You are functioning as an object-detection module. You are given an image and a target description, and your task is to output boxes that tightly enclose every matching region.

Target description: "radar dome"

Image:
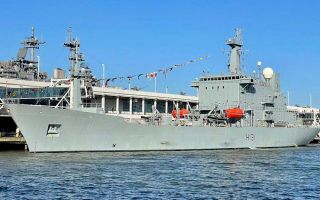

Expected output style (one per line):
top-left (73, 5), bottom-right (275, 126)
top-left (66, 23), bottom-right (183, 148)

top-left (262, 67), bottom-right (274, 79)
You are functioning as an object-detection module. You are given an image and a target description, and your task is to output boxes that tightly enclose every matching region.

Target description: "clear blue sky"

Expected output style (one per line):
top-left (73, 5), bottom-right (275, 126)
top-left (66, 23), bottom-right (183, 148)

top-left (1, 0), bottom-right (319, 107)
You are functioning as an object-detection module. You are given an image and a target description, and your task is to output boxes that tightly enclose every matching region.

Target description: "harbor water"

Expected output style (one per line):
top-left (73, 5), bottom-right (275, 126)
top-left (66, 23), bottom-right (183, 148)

top-left (0, 145), bottom-right (319, 199)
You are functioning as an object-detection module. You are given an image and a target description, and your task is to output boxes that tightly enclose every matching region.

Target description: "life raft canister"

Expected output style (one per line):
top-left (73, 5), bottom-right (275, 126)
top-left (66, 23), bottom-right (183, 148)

top-left (225, 107), bottom-right (245, 120)
top-left (171, 108), bottom-right (189, 118)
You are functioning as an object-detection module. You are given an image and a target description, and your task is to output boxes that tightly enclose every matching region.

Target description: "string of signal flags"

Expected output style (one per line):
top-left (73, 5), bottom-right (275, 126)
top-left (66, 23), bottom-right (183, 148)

top-left (104, 55), bottom-right (209, 86)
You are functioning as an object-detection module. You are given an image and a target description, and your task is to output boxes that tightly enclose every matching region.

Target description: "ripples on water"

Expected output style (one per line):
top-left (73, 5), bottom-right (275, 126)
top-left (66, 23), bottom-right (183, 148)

top-left (0, 145), bottom-right (319, 199)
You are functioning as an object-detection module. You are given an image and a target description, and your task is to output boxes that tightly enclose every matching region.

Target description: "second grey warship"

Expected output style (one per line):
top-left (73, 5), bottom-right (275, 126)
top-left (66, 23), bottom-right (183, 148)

top-left (3, 29), bottom-right (319, 152)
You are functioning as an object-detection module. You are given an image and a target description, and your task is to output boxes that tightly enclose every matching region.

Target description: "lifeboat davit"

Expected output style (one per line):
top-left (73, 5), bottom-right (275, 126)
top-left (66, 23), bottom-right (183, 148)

top-left (225, 107), bottom-right (244, 120)
top-left (172, 109), bottom-right (189, 118)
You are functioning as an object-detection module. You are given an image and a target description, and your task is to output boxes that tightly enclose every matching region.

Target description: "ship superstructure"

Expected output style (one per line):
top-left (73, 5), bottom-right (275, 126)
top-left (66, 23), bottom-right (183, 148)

top-left (0, 27), bottom-right (47, 80)
top-left (191, 29), bottom-right (296, 128)
top-left (2, 29), bottom-right (319, 152)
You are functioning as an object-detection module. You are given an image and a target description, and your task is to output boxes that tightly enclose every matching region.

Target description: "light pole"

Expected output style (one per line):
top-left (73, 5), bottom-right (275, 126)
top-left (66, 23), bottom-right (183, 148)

top-left (102, 64), bottom-right (105, 87)
top-left (101, 64), bottom-right (106, 112)
top-left (37, 55), bottom-right (40, 81)
top-left (257, 61), bottom-right (262, 79)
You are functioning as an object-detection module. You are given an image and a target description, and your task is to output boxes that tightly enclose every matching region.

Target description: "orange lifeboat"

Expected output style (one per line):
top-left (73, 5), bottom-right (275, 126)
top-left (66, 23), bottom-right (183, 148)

top-left (225, 107), bottom-right (244, 120)
top-left (172, 109), bottom-right (189, 118)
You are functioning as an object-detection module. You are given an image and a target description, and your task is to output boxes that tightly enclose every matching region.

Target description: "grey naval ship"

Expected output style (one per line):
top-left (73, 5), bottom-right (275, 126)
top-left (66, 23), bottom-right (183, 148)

top-left (2, 29), bottom-right (320, 152)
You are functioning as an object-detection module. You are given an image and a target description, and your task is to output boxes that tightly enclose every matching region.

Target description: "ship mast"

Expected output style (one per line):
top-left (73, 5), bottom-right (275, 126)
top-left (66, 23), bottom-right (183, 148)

top-left (63, 27), bottom-right (84, 78)
top-left (22, 27), bottom-right (45, 64)
top-left (226, 28), bottom-right (243, 75)
top-left (63, 27), bottom-right (83, 109)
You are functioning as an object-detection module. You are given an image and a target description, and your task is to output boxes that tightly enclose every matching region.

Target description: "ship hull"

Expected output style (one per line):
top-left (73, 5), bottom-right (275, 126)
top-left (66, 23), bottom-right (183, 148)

top-left (6, 104), bottom-right (320, 152)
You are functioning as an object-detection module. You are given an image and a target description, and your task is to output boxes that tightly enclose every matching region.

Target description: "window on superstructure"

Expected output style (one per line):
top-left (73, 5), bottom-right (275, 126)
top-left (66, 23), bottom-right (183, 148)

top-left (122, 99), bottom-right (130, 112)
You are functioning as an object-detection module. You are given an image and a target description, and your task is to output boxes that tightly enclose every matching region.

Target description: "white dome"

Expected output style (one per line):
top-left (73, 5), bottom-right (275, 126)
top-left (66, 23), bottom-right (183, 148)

top-left (257, 61), bottom-right (262, 67)
top-left (262, 67), bottom-right (274, 79)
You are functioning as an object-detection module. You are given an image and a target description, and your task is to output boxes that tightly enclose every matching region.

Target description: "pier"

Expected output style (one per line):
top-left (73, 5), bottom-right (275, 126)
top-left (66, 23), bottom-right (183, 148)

top-left (0, 113), bottom-right (27, 150)
top-left (0, 136), bottom-right (26, 150)
top-left (0, 136), bottom-right (25, 143)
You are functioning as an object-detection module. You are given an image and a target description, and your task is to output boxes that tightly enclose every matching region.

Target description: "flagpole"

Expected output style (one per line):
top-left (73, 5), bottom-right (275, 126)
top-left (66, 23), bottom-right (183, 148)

top-left (129, 79), bottom-right (131, 90)
top-left (310, 94), bottom-right (312, 107)
top-left (164, 70), bottom-right (168, 94)
top-left (154, 76), bottom-right (157, 93)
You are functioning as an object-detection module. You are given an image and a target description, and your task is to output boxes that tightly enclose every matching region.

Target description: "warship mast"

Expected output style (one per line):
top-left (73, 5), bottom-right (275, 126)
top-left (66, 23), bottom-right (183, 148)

top-left (63, 27), bottom-right (84, 77)
top-left (226, 28), bottom-right (243, 75)
top-left (63, 28), bottom-right (83, 109)
top-left (21, 27), bottom-right (45, 66)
